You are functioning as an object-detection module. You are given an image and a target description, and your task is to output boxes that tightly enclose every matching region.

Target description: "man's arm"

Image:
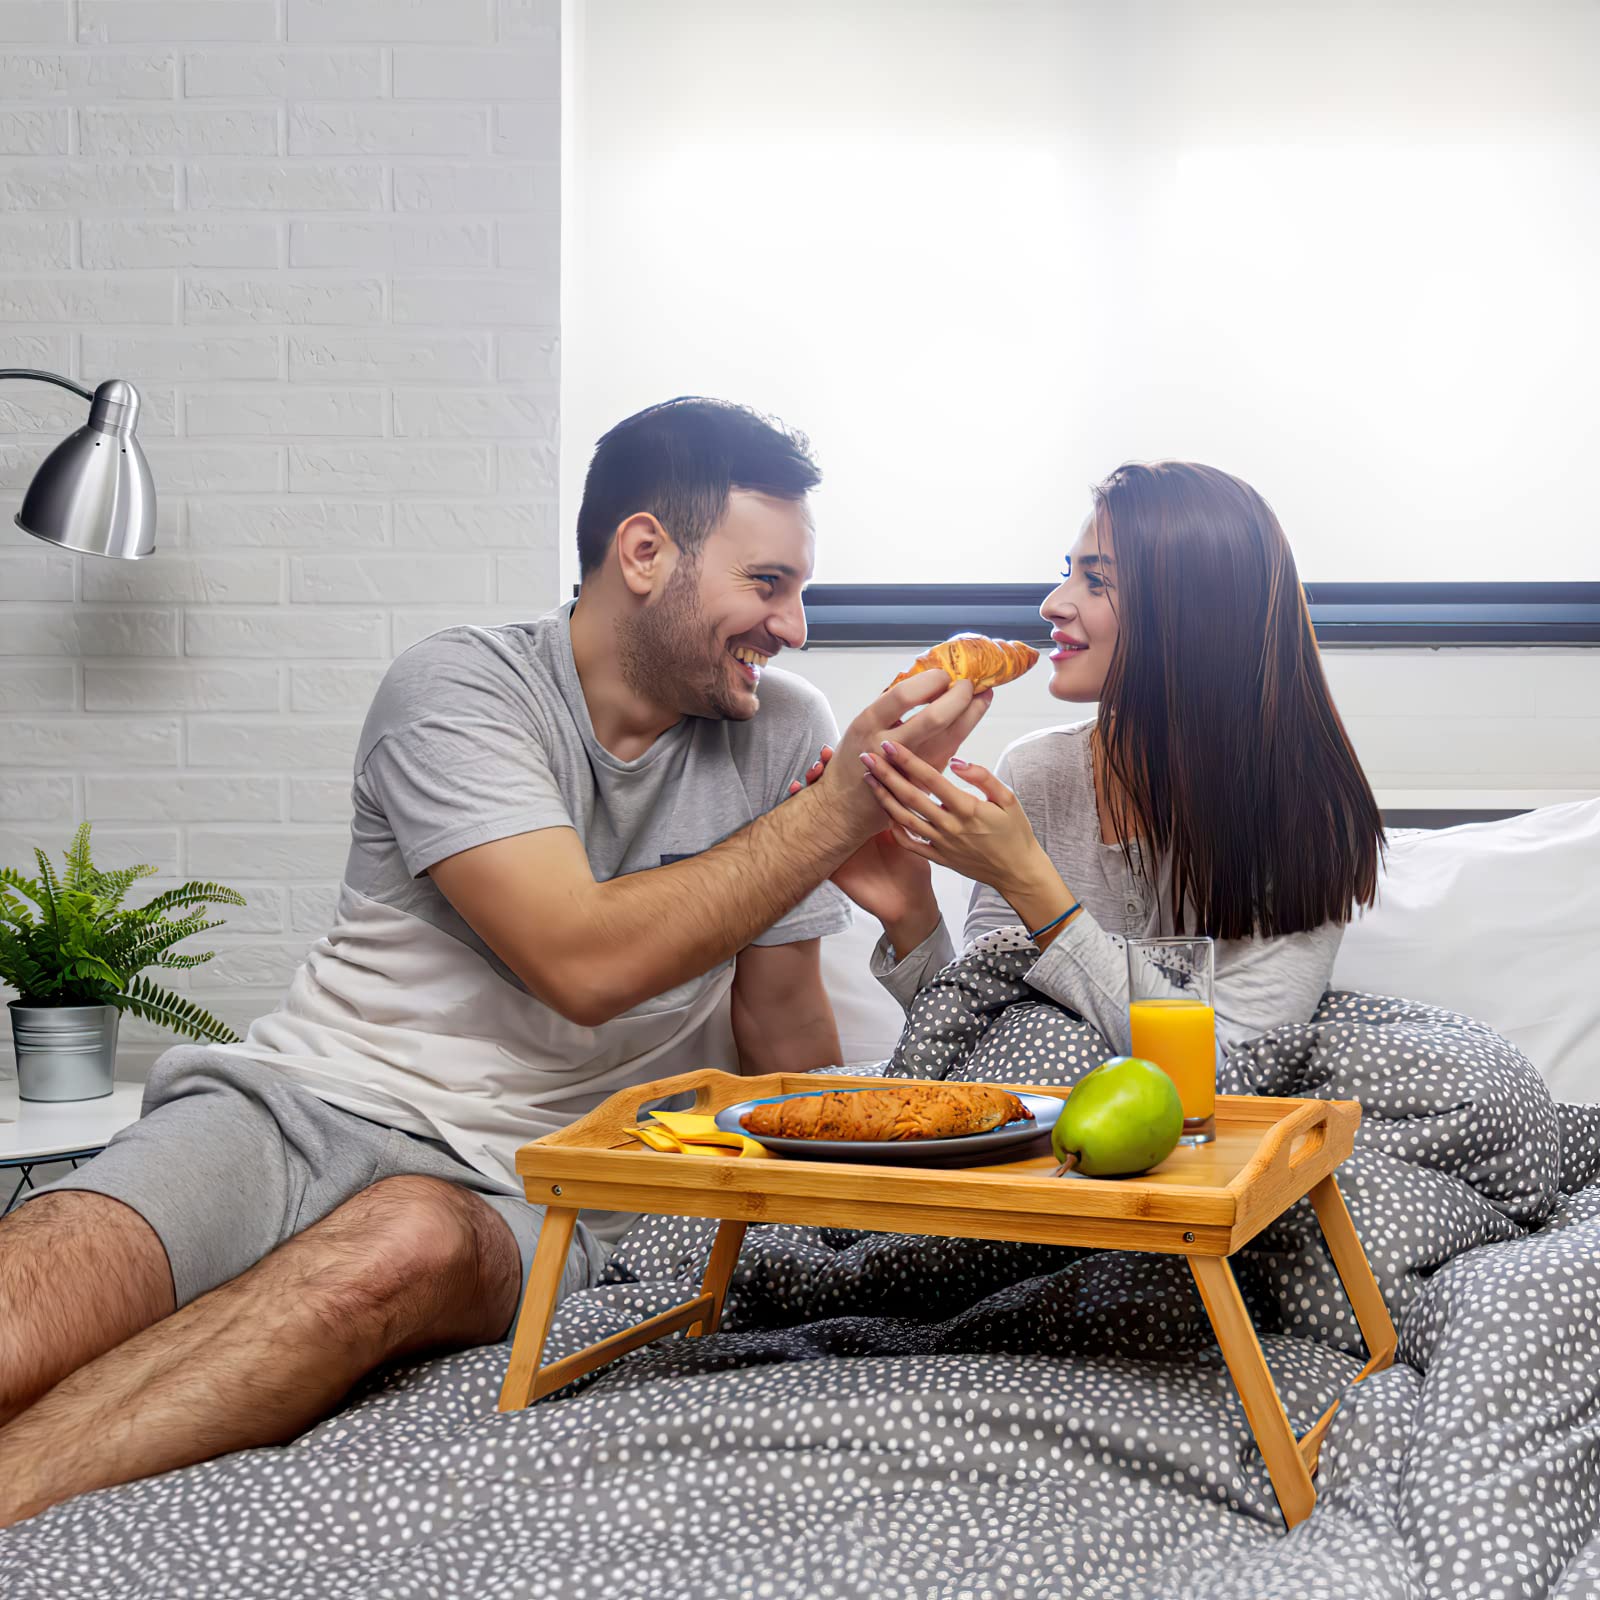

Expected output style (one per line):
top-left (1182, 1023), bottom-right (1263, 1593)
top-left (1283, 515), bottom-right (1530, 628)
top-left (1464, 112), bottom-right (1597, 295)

top-left (430, 786), bottom-right (853, 1027)
top-left (429, 671), bottom-right (989, 1028)
top-left (730, 939), bottom-right (841, 1075)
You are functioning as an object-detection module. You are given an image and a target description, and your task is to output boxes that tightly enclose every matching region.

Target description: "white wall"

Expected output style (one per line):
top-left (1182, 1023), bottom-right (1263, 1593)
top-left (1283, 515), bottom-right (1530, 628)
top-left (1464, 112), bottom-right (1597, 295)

top-left (783, 647), bottom-right (1600, 815)
top-left (564, 0), bottom-right (1600, 591)
top-left (0, 0), bottom-right (561, 1077)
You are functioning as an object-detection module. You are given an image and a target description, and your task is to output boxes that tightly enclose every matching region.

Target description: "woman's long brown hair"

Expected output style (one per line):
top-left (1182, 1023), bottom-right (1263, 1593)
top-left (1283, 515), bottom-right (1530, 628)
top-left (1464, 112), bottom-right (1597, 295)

top-left (1091, 461), bottom-right (1383, 941)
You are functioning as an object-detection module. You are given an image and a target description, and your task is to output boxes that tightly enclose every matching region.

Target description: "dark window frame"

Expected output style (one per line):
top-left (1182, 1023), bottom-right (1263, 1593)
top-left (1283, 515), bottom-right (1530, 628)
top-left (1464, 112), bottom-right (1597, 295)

top-left (798, 582), bottom-right (1600, 647)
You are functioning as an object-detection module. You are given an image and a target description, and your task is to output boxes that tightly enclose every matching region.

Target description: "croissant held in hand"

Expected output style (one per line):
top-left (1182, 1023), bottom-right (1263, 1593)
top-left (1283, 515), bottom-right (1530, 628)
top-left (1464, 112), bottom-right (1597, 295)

top-left (741, 1082), bottom-right (1030, 1142)
top-left (887, 632), bottom-right (1039, 694)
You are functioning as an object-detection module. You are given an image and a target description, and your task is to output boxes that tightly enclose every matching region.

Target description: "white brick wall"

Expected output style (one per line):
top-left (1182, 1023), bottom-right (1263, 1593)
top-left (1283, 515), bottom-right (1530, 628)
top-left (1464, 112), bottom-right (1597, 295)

top-left (0, 0), bottom-right (561, 1076)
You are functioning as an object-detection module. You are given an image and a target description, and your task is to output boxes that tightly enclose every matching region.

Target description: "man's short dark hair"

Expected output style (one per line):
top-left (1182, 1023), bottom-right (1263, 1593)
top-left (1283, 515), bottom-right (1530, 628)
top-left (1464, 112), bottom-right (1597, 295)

top-left (575, 397), bottom-right (820, 577)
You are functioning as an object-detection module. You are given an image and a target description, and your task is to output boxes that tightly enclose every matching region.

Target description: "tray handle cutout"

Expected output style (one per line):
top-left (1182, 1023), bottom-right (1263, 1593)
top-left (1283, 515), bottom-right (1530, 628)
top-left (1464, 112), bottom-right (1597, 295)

top-left (1288, 1120), bottom-right (1329, 1175)
top-left (1235, 1098), bottom-right (1359, 1207)
top-left (540, 1068), bottom-right (746, 1148)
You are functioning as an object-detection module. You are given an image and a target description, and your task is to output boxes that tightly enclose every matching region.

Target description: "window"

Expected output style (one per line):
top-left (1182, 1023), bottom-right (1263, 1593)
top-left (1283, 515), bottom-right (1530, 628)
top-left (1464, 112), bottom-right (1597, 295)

top-left (563, 1), bottom-right (1600, 639)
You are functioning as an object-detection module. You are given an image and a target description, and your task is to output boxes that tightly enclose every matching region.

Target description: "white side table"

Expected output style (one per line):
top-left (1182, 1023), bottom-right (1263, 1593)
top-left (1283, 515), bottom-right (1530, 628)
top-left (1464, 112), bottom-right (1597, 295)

top-left (0, 1082), bottom-right (144, 1214)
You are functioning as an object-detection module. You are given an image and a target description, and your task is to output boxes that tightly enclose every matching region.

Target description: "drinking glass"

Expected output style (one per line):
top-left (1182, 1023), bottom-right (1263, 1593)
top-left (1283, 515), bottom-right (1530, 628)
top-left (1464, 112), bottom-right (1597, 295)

top-left (1126, 936), bottom-right (1216, 1145)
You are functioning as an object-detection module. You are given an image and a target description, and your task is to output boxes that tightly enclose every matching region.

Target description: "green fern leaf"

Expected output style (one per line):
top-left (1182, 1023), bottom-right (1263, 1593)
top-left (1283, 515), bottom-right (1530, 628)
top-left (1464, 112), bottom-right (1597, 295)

top-left (0, 868), bottom-right (47, 917)
top-left (116, 975), bottom-right (239, 1044)
top-left (0, 926), bottom-right (55, 999)
top-left (30, 851), bottom-right (61, 927)
top-left (88, 863), bottom-right (158, 909)
top-left (119, 917), bottom-right (227, 969)
top-left (68, 953), bottom-right (124, 987)
top-left (63, 822), bottom-right (93, 890)
top-left (137, 882), bottom-right (248, 919)
top-left (154, 949), bottom-right (218, 970)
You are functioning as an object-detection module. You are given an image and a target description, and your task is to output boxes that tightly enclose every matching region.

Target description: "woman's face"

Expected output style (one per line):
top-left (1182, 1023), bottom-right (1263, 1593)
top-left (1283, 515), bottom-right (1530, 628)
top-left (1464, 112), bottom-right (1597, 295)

top-left (1039, 512), bottom-right (1119, 703)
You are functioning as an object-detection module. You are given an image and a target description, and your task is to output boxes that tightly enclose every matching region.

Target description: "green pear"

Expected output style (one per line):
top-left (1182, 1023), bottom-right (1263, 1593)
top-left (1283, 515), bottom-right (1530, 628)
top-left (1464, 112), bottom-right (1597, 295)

top-left (1051, 1057), bottom-right (1184, 1177)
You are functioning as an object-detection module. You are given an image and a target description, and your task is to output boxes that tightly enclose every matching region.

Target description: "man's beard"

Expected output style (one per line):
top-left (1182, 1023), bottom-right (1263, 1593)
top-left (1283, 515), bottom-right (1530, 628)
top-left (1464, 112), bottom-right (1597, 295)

top-left (615, 562), bottom-right (750, 720)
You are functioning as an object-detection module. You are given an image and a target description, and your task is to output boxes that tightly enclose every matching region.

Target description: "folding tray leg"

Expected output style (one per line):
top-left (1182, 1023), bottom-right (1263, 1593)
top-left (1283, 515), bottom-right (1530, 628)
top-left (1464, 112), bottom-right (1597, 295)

top-left (1294, 1174), bottom-right (1398, 1475)
top-left (689, 1220), bottom-right (747, 1337)
top-left (499, 1205), bottom-right (579, 1412)
top-left (1308, 1174), bottom-right (1396, 1371)
top-left (499, 1213), bottom-right (752, 1414)
top-left (1188, 1253), bottom-right (1318, 1529)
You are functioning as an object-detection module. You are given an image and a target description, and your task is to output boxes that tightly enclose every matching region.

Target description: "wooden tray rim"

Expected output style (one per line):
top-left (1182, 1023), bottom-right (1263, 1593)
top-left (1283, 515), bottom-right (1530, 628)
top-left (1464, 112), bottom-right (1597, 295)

top-left (514, 1070), bottom-right (1360, 1238)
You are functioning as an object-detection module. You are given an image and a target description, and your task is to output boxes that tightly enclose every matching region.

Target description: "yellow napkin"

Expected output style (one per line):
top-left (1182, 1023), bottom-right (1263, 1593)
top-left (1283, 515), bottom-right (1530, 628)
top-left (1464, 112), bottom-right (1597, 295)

top-left (626, 1109), bottom-right (771, 1160)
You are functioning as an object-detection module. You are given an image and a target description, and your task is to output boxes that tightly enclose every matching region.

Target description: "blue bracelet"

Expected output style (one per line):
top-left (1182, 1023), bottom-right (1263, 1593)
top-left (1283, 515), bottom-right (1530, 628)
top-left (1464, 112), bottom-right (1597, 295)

top-left (1028, 903), bottom-right (1080, 941)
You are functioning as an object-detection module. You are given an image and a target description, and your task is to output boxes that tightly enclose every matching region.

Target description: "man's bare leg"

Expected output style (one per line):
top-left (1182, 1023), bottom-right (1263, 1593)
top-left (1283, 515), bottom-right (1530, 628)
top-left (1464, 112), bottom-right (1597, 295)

top-left (0, 1175), bottom-right (521, 1528)
top-left (0, 1192), bottom-right (176, 1428)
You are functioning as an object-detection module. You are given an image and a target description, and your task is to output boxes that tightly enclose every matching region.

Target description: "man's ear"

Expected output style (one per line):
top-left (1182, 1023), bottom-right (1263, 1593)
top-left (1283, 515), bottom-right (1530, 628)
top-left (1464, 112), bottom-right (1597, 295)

top-left (614, 513), bottom-right (678, 598)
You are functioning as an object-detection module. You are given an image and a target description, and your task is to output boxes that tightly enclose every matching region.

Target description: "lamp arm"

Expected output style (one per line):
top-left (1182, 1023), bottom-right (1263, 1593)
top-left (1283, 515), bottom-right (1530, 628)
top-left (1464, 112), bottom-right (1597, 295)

top-left (0, 368), bottom-right (96, 403)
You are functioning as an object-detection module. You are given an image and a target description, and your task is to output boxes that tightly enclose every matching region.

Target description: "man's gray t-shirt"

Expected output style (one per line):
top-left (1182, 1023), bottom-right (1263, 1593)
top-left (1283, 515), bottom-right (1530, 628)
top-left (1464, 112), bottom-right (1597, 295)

top-left (221, 602), bottom-right (848, 1239)
top-left (348, 601), bottom-right (849, 970)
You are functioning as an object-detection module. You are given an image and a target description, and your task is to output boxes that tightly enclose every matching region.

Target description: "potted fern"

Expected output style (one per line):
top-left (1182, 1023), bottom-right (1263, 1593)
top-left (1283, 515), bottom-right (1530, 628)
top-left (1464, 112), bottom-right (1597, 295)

top-left (1, 824), bottom-right (244, 1102)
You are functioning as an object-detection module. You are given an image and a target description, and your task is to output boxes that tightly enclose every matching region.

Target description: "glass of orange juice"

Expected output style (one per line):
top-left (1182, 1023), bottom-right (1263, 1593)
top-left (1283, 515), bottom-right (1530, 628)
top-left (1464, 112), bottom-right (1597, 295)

top-left (1126, 936), bottom-right (1216, 1145)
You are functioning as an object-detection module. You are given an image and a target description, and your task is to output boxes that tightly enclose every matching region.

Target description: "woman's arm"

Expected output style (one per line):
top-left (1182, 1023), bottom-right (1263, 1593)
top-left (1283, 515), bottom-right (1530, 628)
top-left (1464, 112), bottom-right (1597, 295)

top-left (873, 855), bottom-right (1074, 1014)
top-left (869, 918), bottom-right (956, 1012)
top-left (863, 743), bottom-right (1085, 930)
top-left (1024, 914), bottom-right (1342, 1058)
top-left (868, 747), bottom-right (1085, 1010)
top-left (862, 740), bottom-right (1342, 1055)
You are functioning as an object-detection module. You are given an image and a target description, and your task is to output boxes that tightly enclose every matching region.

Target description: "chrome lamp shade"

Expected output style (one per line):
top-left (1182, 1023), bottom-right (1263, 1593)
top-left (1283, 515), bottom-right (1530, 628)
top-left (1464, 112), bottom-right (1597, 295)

top-left (5, 373), bottom-right (156, 560)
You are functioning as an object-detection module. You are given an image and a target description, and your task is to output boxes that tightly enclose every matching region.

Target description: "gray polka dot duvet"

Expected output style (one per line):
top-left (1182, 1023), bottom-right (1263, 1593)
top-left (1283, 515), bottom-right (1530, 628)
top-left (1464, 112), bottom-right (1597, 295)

top-left (3, 932), bottom-right (1598, 1598)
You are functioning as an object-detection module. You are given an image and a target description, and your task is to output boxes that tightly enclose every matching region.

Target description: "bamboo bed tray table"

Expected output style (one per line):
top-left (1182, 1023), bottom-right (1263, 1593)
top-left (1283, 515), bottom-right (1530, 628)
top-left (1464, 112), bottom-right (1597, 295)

top-left (498, 1070), bottom-right (1396, 1530)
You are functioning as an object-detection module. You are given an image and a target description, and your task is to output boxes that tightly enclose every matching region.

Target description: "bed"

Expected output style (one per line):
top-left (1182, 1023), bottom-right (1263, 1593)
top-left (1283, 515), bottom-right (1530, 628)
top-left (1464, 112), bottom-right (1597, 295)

top-left (1, 805), bottom-right (1597, 1599)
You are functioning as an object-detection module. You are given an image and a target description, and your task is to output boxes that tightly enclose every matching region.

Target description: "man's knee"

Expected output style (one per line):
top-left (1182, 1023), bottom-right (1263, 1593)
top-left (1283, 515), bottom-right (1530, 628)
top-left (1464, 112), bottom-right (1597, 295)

top-left (298, 1176), bottom-right (520, 1349)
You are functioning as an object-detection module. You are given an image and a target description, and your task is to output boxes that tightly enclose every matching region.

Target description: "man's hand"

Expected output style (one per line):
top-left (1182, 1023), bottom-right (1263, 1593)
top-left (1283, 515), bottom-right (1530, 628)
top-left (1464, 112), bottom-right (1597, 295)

top-left (790, 747), bottom-right (941, 954)
top-left (814, 671), bottom-right (992, 841)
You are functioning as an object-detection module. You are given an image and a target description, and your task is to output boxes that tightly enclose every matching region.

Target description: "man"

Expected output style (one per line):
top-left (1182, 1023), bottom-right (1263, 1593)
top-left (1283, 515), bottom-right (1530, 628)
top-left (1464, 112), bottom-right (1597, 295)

top-left (0, 397), bottom-right (988, 1525)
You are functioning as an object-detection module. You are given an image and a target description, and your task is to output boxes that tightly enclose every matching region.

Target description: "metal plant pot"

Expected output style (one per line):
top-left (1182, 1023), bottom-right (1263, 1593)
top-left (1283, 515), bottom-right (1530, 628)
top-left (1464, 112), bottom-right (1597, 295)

top-left (8, 1001), bottom-right (119, 1101)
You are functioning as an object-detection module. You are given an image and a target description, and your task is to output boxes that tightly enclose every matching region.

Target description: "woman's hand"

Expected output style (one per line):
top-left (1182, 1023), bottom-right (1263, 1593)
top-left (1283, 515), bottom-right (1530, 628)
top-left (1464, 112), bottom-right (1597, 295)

top-left (862, 743), bottom-right (1052, 901)
top-left (790, 747), bottom-right (941, 953)
top-left (809, 672), bottom-right (992, 846)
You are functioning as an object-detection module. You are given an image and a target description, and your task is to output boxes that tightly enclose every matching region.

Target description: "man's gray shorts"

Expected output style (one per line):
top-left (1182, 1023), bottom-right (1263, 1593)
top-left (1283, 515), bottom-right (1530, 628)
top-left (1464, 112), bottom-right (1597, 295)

top-left (27, 1048), bottom-right (608, 1331)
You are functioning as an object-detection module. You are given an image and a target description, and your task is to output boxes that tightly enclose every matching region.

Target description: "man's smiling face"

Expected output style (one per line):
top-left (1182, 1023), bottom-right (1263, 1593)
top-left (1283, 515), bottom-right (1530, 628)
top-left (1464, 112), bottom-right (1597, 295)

top-left (621, 490), bottom-right (814, 721)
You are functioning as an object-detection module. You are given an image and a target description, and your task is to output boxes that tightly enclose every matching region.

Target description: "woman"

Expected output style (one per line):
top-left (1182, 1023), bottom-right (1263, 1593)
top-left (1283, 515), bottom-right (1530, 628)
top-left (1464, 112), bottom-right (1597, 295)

top-left (821, 460), bottom-right (1384, 1058)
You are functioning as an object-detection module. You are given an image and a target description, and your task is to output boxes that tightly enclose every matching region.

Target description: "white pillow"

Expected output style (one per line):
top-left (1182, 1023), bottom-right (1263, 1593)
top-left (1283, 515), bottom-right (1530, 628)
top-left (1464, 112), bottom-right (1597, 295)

top-left (1334, 798), bottom-right (1600, 1104)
